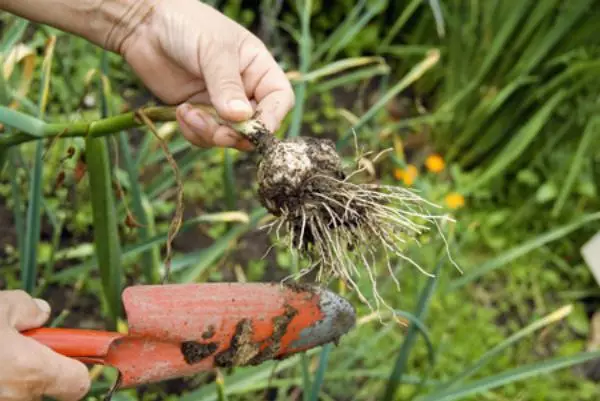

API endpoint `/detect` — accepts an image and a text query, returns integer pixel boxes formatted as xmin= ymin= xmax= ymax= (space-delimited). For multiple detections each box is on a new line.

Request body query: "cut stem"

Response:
xmin=0 ymin=104 xmax=270 ymax=148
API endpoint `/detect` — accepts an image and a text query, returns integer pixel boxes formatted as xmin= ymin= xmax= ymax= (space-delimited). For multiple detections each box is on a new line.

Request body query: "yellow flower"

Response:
xmin=425 ymin=153 xmax=445 ymax=173
xmin=394 ymin=164 xmax=418 ymax=186
xmin=445 ymin=192 xmax=465 ymax=209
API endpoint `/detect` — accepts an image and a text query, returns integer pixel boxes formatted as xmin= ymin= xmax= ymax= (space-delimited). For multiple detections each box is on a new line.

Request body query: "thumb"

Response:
xmin=0 ymin=290 xmax=51 ymax=331
xmin=200 ymin=44 xmax=253 ymax=122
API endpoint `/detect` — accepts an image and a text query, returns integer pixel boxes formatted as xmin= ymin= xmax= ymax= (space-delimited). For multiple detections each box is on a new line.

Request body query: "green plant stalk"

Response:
xmin=223 ymin=148 xmax=238 ymax=210
xmin=379 ymin=0 xmax=422 ymax=49
xmin=382 ymin=254 xmax=445 ymax=401
xmin=117 ymin=131 xmax=158 ymax=284
xmin=0 ymin=147 xmax=7 ymax=174
xmin=551 ymin=116 xmax=600 ymax=217
xmin=288 ymin=0 xmax=312 ymax=138
xmin=0 ymin=104 xmax=260 ymax=147
xmin=309 ymin=343 xmax=332 ymax=401
xmin=21 ymin=36 xmax=55 ymax=293
xmin=141 ymin=195 xmax=162 ymax=283
xmin=90 ymin=52 xmax=124 ymax=328
xmin=86 ymin=134 xmax=123 ymax=327
xmin=0 ymin=17 xmax=29 ymax=52
xmin=301 ymin=354 xmax=312 ymax=401
xmin=7 ymin=150 xmax=24 ymax=254
xmin=20 ymin=150 xmax=42 ymax=289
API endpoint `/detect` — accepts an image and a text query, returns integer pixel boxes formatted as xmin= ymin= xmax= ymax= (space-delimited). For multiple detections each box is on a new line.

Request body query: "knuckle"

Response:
xmin=201 ymin=36 xmax=237 ymax=63
xmin=218 ymin=78 xmax=245 ymax=94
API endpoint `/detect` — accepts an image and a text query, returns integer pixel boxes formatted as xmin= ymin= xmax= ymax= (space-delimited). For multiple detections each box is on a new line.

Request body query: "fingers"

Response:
xmin=176 ymin=104 xmax=254 ymax=151
xmin=33 ymin=338 xmax=91 ymax=401
xmin=240 ymin=41 xmax=295 ymax=132
xmin=199 ymin=38 xmax=254 ymax=122
xmin=0 ymin=290 xmax=90 ymax=401
xmin=0 ymin=290 xmax=50 ymax=331
xmin=0 ymin=331 xmax=90 ymax=401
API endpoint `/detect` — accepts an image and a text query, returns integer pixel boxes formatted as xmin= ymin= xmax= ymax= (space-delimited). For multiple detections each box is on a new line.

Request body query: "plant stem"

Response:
xmin=0 ymin=105 xmax=269 ymax=148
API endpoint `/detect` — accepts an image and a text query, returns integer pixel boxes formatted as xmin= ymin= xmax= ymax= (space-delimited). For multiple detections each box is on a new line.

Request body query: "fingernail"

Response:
xmin=186 ymin=110 xmax=208 ymax=131
xmin=34 ymin=298 xmax=51 ymax=314
xmin=228 ymin=99 xmax=252 ymax=116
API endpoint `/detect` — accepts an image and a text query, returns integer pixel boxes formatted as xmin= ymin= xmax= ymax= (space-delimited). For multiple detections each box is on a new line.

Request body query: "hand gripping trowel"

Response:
xmin=21 ymin=283 xmax=356 ymax=388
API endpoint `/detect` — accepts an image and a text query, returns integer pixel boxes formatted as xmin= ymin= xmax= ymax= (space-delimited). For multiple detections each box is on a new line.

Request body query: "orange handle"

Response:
xmin=22 ymin=327 xmax=124 ymax=364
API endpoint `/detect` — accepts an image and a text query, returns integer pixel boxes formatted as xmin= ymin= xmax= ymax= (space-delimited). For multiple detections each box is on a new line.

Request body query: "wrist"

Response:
xmin=0 ymin=0 xmax=158 ymax=55
xmin=95 ymin=0 xmax=160 ymax=55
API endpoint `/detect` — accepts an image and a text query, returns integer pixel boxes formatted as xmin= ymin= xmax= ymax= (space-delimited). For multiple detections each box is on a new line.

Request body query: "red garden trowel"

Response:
xmin=22 ymin=283 xmax=356 ymax=388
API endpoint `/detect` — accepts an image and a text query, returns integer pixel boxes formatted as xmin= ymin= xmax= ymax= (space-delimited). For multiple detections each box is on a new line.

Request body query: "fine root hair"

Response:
xmin=260 ymin=152 xmax=460 ymax=314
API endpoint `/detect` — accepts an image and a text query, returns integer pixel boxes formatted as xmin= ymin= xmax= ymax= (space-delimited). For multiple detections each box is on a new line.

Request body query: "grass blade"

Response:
xmin=175 ymin=209 xmax=267 ymax=282
xmin=380 ymin=0 xmax=422 ymax=49
xmin=324 ymin=0 xmax=386 ymax=63
xmin=427 ymin=0 xmax=445 ymax=37
xmin=180 ymin=349 xmax=320 ymax=401
xmin=339 ymin=49 xmax=440 ymax=146
xmin=288 ymin=0 xmax=313 ymax=138
xmin=309 ymin=343 xmax=332 ymax=401
xmin=7 ymin=150 xmax=24 ymax=252
xmin=0 ymin=106 xmax=45 ymax=137
xmin=216 ymin=371 xmax=229 ymax=401
xmin=512 ymin=0 xmax=592 ymax=77
xmin=21 ymin=36 xmax=55 ymax=293
xmin=48 ymin=211 xmax=251 ymax=283
xmin=301 ymin=354 xmax=312 ymax=401
xmin=146 ymin=150 xmax=202 ymax=199
xmin=86 ymin=133 xmax=123 ymax=327
xmin=0 ymin=17 xmax=29 ymax=52
xmin=223 ymin=148 xmax=238 ymax=210
xmin=416 ymin=350 xmax=600 ymax=401
xmin=449 ymin=212 xmax=600 ymax=290
xmin=393 ymin=310 xmax=435 ymax=367
xmin=312 ymin=0 xmax=367 ymax=61
xmin=382 ymin=254 xmax=445 ymax=401
xmin=0 ymin=146 xmax=7 ymax=174
xmin=552 ymin=116 xmax=600 ymax=217
xmin=311 ymin=64 xmax=390 ymax=94
xmin=434 ymin=305 xmax=573 ymax=392
xmin=118 ymin=131 xmax=159 ymax=284
xmin=464 ymin=89 xmax=567 ymax=192
xmin=86 ymin=52 xmax=123 ymax=327
xmin=289 ymin=56 xmax=386 ymax=83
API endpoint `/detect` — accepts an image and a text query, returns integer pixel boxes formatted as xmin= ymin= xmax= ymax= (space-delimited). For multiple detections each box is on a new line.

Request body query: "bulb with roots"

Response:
xmin=219 ymin=113 xmax=459 ymax=312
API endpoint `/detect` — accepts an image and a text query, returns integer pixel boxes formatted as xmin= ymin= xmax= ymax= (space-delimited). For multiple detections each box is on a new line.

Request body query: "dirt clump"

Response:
xmin=201 ymin=325 xmax=216 ymax=340
xmin=180 ymin=341 xmax=219 ymax=365
xmin=213 ymin=319 xmax=260 ymax=368
xmin=247 ymin=303 xmax=299 ymax=365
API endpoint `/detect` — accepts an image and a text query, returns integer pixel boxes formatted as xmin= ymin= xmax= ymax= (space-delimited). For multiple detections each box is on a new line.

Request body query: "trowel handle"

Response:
xmin=22 ymin=327 xmax=124 ymax=363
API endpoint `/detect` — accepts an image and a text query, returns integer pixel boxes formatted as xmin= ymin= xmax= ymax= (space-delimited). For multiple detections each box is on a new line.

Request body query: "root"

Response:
xmin=261 ymin=154 xmax=459 ymax=316
xmin=136 ymin=110 xmax=184 ymax=284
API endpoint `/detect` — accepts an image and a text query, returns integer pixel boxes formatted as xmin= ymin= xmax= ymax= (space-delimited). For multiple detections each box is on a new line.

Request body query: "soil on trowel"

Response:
xmin=180 ymin=341 xmax=219 ymax=365
xmin=213 ymin=319 xmax=259 ymax=368
xmin=247 ymin=303 xmax=299 ymax=365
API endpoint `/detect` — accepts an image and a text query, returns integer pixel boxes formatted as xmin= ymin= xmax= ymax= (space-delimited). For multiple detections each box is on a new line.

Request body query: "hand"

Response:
xmin=0 ymin=290 xmax=90 ymax=401
xmin=118 ymin=0 xmax=295 ymax=151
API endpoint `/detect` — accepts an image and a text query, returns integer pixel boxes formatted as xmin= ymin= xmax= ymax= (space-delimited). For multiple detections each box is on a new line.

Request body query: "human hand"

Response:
xmin=0 ymin=290 xmax=90 ymax=401
xmin=115 ymin=0 xmax=295 ymax=151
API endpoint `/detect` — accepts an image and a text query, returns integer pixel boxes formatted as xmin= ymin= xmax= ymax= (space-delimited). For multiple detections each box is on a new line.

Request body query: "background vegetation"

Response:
xmin=1 ymin=0 xmax=600 ymax=400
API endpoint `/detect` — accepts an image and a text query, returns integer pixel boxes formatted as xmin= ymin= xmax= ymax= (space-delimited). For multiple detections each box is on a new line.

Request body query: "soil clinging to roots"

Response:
xmin=224 ymin=114 xmax=459 ymax=312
